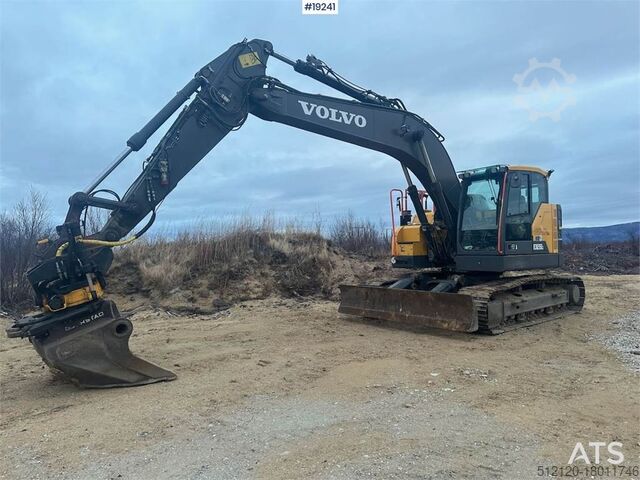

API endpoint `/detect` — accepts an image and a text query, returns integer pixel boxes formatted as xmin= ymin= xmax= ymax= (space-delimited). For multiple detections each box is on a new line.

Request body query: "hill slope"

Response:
xmin=563 ymin=221 xmax=639 ymax=243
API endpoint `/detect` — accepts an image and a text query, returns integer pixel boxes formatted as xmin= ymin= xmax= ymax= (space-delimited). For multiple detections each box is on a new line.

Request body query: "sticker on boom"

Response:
xmin=238 ymin=52 xmax=261 ymax=68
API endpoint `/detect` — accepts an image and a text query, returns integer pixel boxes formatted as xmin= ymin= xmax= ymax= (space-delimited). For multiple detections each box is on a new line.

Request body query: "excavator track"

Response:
xmin=339 ymin=274 xmax=585 ymax=334
xmin=459 ymin=274 xmax=585 ymax=334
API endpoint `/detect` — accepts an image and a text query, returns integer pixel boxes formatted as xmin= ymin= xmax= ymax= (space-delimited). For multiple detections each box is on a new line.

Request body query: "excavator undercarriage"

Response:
xmin=7 ymin=38 xmax=585 ymax=388
xmin=339 ymin=273 xmax=585 ymax=334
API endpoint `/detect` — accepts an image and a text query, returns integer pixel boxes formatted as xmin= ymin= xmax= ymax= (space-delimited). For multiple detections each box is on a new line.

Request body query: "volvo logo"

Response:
xmin=298 ymin=100 xmax=367 ymax=128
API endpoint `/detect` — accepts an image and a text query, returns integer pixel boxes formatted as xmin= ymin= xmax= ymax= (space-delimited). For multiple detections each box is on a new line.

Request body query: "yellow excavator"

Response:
xmin=7 ymin=39 xmax=584 ymax=388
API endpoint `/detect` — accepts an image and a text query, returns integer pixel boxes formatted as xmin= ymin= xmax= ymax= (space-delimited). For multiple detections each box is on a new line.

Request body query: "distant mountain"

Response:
xmin=563 ymin=221 xmax=639 ymax=243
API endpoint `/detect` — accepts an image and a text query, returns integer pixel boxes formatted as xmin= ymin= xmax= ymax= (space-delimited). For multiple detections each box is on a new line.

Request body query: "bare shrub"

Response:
xmin=565 ymin=234 xmax=585 ymax=251
xmin=329 ymin=211 xmax=389 ymax=256
xmin=563 ymin=239 xmax=639 ymax=274
xmin=0 ymin=190 xmax=52 ymax=310
xmin=269 ymin=231 xmax=333 ymax=296
xmin=625 ymin=228 xmax=640 ymax=255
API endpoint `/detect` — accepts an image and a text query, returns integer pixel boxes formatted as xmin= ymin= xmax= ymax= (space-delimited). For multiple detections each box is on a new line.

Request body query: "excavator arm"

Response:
xmin=8 ymin=38 xmax=463 ymax=387
xmin=248 ymin=83 xmax=460 ymax=248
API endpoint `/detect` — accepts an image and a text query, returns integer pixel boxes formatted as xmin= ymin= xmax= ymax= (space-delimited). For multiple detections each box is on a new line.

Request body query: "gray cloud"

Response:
xmin=1 ymin=0 xmax=638 ymax=229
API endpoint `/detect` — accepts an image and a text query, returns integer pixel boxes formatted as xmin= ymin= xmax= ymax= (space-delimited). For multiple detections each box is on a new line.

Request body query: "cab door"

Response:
xmin=502 ymin=171 xmax=550 ymax=255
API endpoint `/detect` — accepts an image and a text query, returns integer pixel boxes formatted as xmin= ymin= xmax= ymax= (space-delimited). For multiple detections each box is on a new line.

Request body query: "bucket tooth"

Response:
xmin=338 ymin=285 xmax=478 ymax=332
xmin=28 ymin=300 xmax=176 ymax=388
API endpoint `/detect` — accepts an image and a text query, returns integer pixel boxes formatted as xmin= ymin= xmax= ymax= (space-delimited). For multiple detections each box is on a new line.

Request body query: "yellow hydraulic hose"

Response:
xmin=55 ymin=236 xmax=138 ymax=257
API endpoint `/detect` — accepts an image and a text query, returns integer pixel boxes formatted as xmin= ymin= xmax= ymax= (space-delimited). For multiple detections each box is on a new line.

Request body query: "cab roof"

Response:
xmin=457 ymin=164 xmax=551 ymax=179
xmin=507 ymin=165 xmax=552 ymax=177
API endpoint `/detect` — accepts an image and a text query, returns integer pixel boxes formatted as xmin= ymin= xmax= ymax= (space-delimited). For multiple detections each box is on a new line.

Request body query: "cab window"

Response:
xmin=507 ymin=173 xmax=529 ymax=216
xmin=529 ymin=172 xmax=548 ymax=215
xmin=460 ymin=175 xmax=502 ymax=251
xmin=505 ymin=171 xmax=551 ymax=242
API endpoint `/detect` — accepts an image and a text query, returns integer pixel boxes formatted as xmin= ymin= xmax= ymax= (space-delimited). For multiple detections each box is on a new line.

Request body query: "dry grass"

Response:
xmin=111 ymin=215 xmax=338 ymax=300
xmin=2 ymin=189 xmax=638 ymax=314
xmin=0 ymin=191 xmax=391 ymax=312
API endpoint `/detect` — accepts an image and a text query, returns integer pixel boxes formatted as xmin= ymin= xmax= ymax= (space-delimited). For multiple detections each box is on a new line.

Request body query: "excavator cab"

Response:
xmin=454 ymin=165 xmax=562 ymax=272
xmin=389 ymin=165 xmax=561 ymax=273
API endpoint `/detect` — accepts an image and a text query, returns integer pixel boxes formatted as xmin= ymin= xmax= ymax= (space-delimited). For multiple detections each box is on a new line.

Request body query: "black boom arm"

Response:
xmin=249 ymin=86 xmax=460 ymax=242
xmin=26 ymin=38 xmax=462 ymax=306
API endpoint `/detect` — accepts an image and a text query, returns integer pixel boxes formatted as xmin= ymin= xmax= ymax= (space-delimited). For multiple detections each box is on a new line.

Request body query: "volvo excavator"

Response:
xmin=6 ymin=39 xmax=585 ymax=388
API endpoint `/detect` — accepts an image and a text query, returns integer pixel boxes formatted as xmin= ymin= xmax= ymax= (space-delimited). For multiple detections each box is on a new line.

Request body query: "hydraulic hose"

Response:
xmin=56 ymin=236 xmax=138 ymax=257
xmin=56 ymin=209 xmax=156 ymax=257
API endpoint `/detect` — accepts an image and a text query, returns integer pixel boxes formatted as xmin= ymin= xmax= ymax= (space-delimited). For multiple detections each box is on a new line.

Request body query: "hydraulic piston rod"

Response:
xmin=84 ymin=76 xmax=203 ymax=194
xmin=83 ymin=147 xmax=133 ymax=194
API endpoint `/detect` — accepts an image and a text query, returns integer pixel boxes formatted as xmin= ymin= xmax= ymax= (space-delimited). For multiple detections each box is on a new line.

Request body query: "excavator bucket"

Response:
xmin=8 ymin=300 xmax=176 ymax=388
xmin=338 ymin=285 xmax=478 ymax=332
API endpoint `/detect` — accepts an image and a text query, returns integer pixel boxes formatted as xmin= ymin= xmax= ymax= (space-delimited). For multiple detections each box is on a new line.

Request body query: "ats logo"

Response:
xmin=568 ymin=441 xmax=624 ymax=465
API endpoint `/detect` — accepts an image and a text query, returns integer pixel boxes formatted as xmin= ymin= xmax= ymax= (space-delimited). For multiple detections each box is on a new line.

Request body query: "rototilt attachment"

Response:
xmin=6 ymin=300 xmax=176 ymax=388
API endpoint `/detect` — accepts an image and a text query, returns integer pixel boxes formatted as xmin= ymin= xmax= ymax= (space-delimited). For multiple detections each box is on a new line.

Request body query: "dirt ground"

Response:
xmin=1 ymin=274 xmax=639 ymax=480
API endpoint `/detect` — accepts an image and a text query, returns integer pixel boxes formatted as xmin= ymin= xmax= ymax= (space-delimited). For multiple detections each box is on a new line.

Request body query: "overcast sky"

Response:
xmin=1 ymin=0 xmax=638 ymax=231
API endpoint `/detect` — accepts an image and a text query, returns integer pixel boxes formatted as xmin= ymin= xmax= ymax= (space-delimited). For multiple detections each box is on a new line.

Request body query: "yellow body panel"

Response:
xmin=508 ymin=165 xmax=550 ymax=177
xmin=391 ymin=210 xmax=433 ymax=257
xmin=414 ymin=211 xmax=435 ymax=224
xmin=531 ymin=204 xmax=559 ymax=253
xmin=238 ymin=52 xmax=261 ymax=68
xmin=394 ymin=225 xmax=429 ymax=256
xmin=396 ymin=241 xmax=428 ymax=256
xmin=44 ymin=282 xmax=104 ymax=312
xmin=396 ymin=225 xmax=422 ymax=243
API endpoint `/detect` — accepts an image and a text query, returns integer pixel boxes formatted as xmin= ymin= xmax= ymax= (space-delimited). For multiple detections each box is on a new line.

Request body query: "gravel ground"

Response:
xmin=592 ymin=310 xmax=640 ymax=373
xmin=41 ymin=390 xmax=542 ymax=480
xmin=2 ymin=274 xmax=638 ymax=480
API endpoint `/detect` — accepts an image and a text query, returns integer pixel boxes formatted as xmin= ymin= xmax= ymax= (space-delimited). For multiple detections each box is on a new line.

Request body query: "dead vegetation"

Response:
xmin=563 ymin=239 xmax=639 ymax=275
xmin=329 ymin=211 xmax=390 ymax=256
xmin=0 ymin=191 xmax=51 ymax=311
xmin=107 ymin=215 xmax=394 ymax=312
xmin=0 ymin=189 xmax=393 ymax=312
xmin=112 ymin=224 xmax=335 ymax=299
xmin=0 ymin=191 xmax=637 ymax=313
